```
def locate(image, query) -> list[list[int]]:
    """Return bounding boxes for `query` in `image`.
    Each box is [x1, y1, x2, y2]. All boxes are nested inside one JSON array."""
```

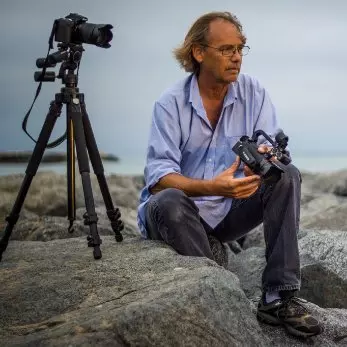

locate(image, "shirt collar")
[[188, 73, 237, 113]]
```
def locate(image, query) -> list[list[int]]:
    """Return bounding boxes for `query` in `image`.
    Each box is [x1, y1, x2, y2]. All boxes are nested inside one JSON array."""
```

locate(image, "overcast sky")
[[0, 0, 346, 164]]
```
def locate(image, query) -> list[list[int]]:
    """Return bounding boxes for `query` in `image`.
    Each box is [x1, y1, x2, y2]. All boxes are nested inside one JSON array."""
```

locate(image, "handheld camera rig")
[[232, 129, 291, 183]]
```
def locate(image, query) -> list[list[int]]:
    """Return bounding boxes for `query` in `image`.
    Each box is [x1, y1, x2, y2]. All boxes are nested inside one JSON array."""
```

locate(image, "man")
[[137, 11, 322, 338]]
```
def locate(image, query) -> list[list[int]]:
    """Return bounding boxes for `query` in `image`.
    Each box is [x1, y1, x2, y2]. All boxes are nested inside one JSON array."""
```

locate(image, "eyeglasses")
[[201, 44, 250, 57]]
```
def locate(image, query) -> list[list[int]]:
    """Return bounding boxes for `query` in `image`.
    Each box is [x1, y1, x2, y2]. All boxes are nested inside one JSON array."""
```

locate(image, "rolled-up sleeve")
[[144, 101, 182, 190]]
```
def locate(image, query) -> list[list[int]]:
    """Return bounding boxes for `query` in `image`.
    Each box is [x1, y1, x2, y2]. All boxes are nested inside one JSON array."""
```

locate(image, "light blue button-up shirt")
[[137, 73, 279, 237]]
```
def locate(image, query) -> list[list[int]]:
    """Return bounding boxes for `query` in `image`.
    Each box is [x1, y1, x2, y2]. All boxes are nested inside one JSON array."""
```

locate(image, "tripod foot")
[[68, 220, 74, 233], [93, 246, 102, 259], [115, 233, 123, 242]]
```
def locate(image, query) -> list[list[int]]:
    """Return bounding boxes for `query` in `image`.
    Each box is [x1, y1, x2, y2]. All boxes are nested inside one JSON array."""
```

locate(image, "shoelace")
[[281, 296, 308, 317]]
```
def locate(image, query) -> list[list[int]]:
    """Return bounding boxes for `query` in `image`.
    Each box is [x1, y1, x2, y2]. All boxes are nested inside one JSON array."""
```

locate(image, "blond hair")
[[173, 11, 246, 74]]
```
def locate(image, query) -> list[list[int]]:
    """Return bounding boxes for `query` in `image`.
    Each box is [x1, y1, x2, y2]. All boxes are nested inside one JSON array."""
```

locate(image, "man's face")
[[198, 20, 244, 83]]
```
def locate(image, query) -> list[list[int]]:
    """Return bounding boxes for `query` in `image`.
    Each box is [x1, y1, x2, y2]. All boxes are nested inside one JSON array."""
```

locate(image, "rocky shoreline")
[[0, 169, 346, 346]]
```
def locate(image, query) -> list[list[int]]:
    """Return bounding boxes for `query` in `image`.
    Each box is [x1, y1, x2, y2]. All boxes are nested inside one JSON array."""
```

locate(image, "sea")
[[0, 155, 346, 177]]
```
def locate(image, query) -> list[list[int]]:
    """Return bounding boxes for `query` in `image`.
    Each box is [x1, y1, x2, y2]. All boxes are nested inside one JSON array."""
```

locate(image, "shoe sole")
[[284, 323, 322, 338], [257, 312, 321, 338], [257, 312, 281, 326]]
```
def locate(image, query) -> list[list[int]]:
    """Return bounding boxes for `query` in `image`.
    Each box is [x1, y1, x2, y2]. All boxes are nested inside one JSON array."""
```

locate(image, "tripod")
[[0, 45, 124, 261]]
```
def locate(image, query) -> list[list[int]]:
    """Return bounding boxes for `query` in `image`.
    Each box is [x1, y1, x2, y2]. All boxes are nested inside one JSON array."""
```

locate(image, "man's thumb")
[[228, 156, 241, 175]]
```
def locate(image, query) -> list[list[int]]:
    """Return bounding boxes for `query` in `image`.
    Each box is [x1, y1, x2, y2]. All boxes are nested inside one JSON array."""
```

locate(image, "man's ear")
[[192, 44, 204, 64]]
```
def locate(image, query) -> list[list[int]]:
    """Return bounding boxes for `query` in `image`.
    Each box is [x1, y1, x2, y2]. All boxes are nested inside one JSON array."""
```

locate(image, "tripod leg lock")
[[83, 212, 98, 226], [106, 209, 124, 242], [87, 234, 102, 247], [106, 209, 124, 231]]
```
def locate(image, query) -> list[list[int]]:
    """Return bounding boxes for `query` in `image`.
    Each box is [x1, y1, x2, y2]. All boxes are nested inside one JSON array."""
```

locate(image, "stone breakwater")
[[0, 170, 346, 346], [0, 151, 119, 163]]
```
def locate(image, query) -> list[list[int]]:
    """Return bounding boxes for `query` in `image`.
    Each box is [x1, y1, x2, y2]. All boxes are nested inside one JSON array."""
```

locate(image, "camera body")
[[54, 13, 113, 48], [232, 130, 291, 184]]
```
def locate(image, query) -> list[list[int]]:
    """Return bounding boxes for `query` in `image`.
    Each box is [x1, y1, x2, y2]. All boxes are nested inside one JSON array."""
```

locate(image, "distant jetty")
[[0, 151, 119, 163]]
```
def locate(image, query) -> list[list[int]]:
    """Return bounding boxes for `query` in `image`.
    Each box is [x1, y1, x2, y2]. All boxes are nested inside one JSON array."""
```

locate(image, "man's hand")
[[257, 144, 271, 154], [212, 156, 261, 199], [243, 165, 255, 177], [257, 144, 280, 163], [243, 144, 272, 176]]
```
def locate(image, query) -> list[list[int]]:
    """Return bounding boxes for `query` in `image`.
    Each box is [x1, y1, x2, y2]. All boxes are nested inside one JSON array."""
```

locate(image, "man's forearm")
[[150, 173, 215, 197]]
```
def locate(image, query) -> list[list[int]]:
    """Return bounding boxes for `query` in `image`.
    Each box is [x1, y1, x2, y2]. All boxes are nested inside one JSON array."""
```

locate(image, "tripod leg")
[[68, 101, 102, 259], [80, 101, 124, 242], [66, 116, 76, 233], [0, 101, 63, 261]]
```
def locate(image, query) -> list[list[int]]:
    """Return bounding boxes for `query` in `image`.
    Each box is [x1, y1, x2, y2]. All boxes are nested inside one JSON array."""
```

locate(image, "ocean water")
[[0, 155, 346, 177]]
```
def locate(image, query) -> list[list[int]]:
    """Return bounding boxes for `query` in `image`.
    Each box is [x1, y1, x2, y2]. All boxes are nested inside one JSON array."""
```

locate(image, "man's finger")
[[228, 156, 241, 175], [243, 165, 254, 176], [234, 184, 260, 198], [258, 144, 271, 153], [235, 174, 261, 186]]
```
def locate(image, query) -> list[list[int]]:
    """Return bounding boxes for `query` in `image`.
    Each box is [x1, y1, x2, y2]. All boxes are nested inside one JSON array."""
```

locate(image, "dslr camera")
[[54, 13, 113, 48], [232, 129, 291, 183]]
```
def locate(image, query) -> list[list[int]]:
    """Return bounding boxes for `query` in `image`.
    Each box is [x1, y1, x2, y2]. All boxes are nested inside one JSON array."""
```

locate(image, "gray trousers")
[[145, 163, 302, 293]]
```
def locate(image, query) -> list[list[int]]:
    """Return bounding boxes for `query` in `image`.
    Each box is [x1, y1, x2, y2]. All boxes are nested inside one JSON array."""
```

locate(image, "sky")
[[0, 0, 346, 166]]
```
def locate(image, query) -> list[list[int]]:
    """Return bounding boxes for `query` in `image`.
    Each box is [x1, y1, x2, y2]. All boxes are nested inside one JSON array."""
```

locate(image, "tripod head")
[[34, 43, 83, 85]]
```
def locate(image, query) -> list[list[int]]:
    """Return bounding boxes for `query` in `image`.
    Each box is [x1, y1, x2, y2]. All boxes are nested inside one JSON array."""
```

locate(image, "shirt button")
[[208, 158, 212, 162]]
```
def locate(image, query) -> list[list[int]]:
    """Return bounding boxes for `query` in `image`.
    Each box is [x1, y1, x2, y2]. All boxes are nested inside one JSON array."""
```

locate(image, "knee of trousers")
[[148, 188, 198, 223], [278, 163, 302, 187]]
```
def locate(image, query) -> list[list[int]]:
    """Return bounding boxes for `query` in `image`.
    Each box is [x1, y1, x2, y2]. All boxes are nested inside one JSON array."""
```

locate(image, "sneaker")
[[257, 292, 323, 338]]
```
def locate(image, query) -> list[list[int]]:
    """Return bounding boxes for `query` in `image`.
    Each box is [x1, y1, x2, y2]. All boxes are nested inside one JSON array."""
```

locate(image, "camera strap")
[[22, 20, 66, 149]]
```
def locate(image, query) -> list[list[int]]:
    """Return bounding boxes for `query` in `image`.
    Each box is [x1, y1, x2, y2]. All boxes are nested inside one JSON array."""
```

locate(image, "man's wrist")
[[203, 179, 217, 196]]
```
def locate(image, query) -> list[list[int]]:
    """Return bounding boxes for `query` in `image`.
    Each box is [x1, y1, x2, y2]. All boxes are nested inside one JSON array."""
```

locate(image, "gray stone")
[[2, 170, 347, 346], [0, 236, 271, 347], [299, 230, 347, 308], [241, 224, 265, 249], [227, 246, 266, 299]]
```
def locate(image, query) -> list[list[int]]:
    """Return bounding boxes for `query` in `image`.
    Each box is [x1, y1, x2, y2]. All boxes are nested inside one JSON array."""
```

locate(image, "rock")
[[4, 206, 139, 242], [300, 199, 347, 231], [240, 224, 265, 249], [227, 246, 265, 299], [207, 234, 236, 268], [0, 236, 271, 347], [0, 172, 83, 220], [299, 230, 347, 308], [1, 170, 347, 345], [0, 172, 143, 235], [333, 178, 347, 197], [301, 169, 347, 197]]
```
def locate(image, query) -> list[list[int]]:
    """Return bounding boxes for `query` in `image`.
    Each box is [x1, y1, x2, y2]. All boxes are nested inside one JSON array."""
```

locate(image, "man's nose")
[[231, 50, 242, 62]]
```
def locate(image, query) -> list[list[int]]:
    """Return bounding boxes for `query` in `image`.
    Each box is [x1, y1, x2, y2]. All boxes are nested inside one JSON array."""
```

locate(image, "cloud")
[[0, 0, 346, 160]]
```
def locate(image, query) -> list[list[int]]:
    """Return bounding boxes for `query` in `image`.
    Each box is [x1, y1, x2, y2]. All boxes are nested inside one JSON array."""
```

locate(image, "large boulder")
[[0, 236, 271, 347], [298, 230, 347, 309]]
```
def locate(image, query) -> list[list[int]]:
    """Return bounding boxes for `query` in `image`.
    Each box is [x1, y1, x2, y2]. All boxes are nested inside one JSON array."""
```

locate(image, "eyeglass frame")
[[200, 43, 250, 57]]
